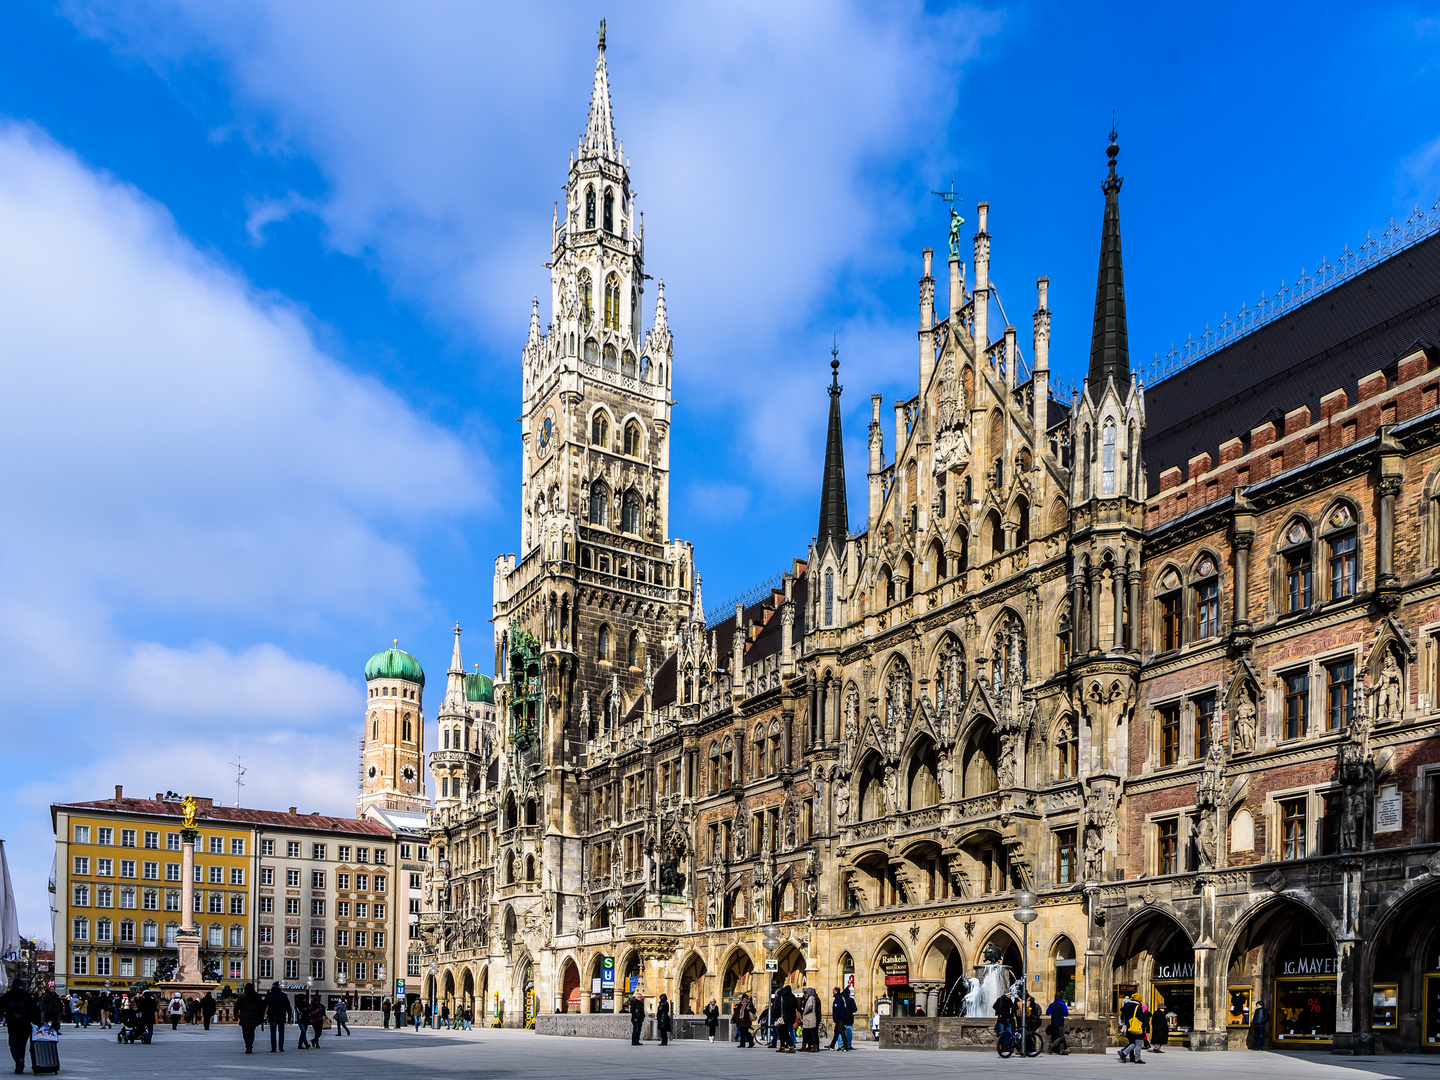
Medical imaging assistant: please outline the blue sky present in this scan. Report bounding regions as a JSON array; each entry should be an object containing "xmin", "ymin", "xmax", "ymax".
[{"xmin": 2, "ymin": 1, "xmax": 1438, "ymax": 934}]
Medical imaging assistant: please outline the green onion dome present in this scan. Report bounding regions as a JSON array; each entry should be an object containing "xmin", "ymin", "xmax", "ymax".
[
  {"xmin": 465, "ymin": 671, "xmax": 494, "ymax": 704},
  {"xmin": 365, "ymin": 641, "xmax": 425, "ymax": 687}
]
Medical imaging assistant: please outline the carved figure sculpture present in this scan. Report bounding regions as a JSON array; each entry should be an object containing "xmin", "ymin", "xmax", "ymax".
[
  {"xmin": 1232, "ymin": 693, "xmax": 1257, "ymax": 753},
  {"xmin": 1376, "ymin": 651, "xmax": 1403, "ymax": 724}
]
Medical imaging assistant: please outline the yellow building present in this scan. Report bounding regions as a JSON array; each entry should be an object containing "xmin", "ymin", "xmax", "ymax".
[{"xmin": 52, "ymin": 788, "xmax": 255, "ymax": 993}]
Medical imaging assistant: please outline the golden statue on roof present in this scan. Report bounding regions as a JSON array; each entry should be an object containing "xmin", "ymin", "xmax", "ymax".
[{"xmin": 181, "ymin": 793, "xmax": 197, "ymax": 829}]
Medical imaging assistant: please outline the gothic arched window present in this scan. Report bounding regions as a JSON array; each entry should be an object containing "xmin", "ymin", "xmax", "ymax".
[
  {"xmin": 603, "ymin": 188, "xmax": 614, "ymax": 232},
  {"xmin": 1102, "ymin": 421, "xmax": 1116, "ymax": 495},
  {"xmin": 589, "ymin": 480, "xmax": 608, "ymax": 526},
  {"xmin": 604, "ymin": 274, "xmax": 621, "ymax": 331},
  {"xmin": 579, "ymin": 270, "xmax": 593, "ymax": 326},
  {"xmin": 597, "ymin": 624, "xmax": 610, "ymax": 662},
  {"xmin": 585, "ymin": 186, "xmax": 595, "ymax": 230},
  {"xmin": 621, "ymin": 489, "xmax": 641, "ymax": 534},
  {"xmin": 624, "ymin": 421, "xmax": 642, "ymax": 456},
  {"xmin": 824, "ymin": 570, "xmax": 834, "ymax": 626},
  {"xmin": 628, "ymin": 630, "xmax": 639, "ymax": 668},
  {"xmin": 591, "ymin": 412, "xmax": 609, "ymax": 447}
]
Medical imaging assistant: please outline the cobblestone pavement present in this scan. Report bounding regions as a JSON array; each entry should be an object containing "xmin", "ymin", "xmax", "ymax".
[{"xmin": 20, "ymin": 1023, "xmax": 1432, "ymax": 1080}]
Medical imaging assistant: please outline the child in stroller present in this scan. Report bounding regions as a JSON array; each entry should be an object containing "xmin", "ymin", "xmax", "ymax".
[{"xmin": 117, "ymin": 1006, "xmax": 148, "ymax": 1044}]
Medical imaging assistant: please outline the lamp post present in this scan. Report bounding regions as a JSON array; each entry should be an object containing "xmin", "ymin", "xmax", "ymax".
[
  {"xmin": 428, "ymin": 961, "xmax": 439, "ymax": 1022},
  {"xmin": 1013, "ymin": 891, "xmax": 1038, "ymax": 1051}
]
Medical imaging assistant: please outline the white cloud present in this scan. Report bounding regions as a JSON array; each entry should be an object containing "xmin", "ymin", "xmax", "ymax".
[
  {"xmin": 64, "ymin": 0, "xmax": 1000, "ymax": 485},
  {"xmin": 0, "ymin": 123, "xmax": 488, "ymax": 933}
]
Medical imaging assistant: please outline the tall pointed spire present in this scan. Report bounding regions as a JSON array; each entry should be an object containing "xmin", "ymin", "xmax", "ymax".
[
  {"xmin": 584, "ymin": 20, "xmax": 617, "ymax": 159},
  {"xmin": 1087, "ymin": 127, "xmax": 1131, "ymax": 401},
  {"xmin": 816, "ymin": 341, "xmax": 849, "ymax": 559},
  {"xmin": 444, "ymin": 622, "xmax": 465, "ymax": 711}
]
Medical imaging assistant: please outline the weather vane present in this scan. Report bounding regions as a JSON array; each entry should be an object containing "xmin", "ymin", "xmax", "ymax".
[{"xmin": 932, "ymin": 177, "xmax": 964, "ymax": 259}]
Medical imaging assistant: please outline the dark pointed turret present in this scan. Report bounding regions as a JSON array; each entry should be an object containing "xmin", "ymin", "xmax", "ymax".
[
  {"xmin": 816, "ymin": 343, "xmax": 849, "ymax": 560},
  {"xmin": 1087, "ymin": 128, "xmax": 1130, "ymax": 401}
]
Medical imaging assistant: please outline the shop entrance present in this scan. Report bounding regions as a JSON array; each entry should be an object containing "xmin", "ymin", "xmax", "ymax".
[
  {"xmin": 721, "ymin": 949, "xmax": 754, "ymax": 1015},
  {"xmin": 1227, "ymin": 900, "xmax": 1336, "ymax": 1048},
  {"xmin": 875, "ymin": 936, "xmax": 914, "ymax": 1016},
  {"xmin": 1110, "ymin": 911, "xmax": 1194, "ymax": 1044}
]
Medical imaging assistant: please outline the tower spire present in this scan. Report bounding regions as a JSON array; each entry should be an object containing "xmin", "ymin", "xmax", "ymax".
[
  {"xmin": 1087, "ymin": 126, "xmax": 1131, "ymax": 401},
  {"xmin": 584, "ymin": 20, "xmax": 617, "ymax": 158},
  {"xmin": 816, "ymin": 340, "xmax": 849, "ymax": 559}
]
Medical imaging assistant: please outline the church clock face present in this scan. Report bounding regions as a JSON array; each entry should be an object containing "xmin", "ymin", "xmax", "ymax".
[
  {"xmin": 402, "ymin": 765, "xmax": 416, "ymax": 781},
  {"xmin": 367, "ymin": 765, "xmax": 376, "ymax": 779},
  {"xmin": 538, "ymin": 409, "xmax": 554, "ymax": 453}
]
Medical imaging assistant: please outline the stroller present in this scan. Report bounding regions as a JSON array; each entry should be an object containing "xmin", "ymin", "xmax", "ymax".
[{"xmin": 117, "ymin": 1006, "xmax": 148, "ymax": 1044}]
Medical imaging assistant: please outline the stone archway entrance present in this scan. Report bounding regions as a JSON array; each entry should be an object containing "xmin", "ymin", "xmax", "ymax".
[
  {"xmin": 722, "ymin": 949, "xmax": 754, "ymax": 1013},
  {"xmin": 559, "ymin": 959, "xmax": 580, "ymax": 1013},
  {"xmin": 1227, "ymin": 900, "xmax": 1336, "ymax": 1049},
  {"xmin": 678, "ymin": 953, "xmax": 707, "ymax": 1016}
]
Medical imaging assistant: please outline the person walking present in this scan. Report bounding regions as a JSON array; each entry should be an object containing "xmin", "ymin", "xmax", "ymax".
[
  {"xmin": 135, "ymin": 992, "xmax": 157, "ymax": 1044},
  {"xmin": 800, "ymin": 988, "xmax": 820, "ymax": 1052},
  {"xmin": 1118, "ymin": 992, "xmax": 1145, "ymax": 1063},
  {"xmin": 381, "ymin": 997, "xmax": 391, "ymax": 1029},
  {"xmin": 333, "ymin": 998, "xmax": 350, "ymax": 1036},
  {"xmin": 1045, "ymin": 992, "xmax": 1069, "ymax": 1054},
  {"xmin": 167, "ymin": 994, "xmax": 184, "ymax": 1031},
  {"xmin": 95, "ymin": 991, "xmax": 110, "ymax": 1031},
  {"xmin": 1150, "ymin": 1006, "xmax": 1168, "ymax": 1053},
  {"xmin": 2, "ymin": 977, "xmax": 39, "ymax": 1074},
  {"xmin": 200, "ymin": 991, "xmax": 216, "ymax": 1032},
  {"xmin": 235, "ymin": 982, "xmax": 263, "ymax": 1054},
  {"xmin": 1138, "ymin": 1001, "xmax": 1151, "ymax": 1051},
  {"xmin": 628, "ymin": 993, "xmax": 645, "ymax": 1046},
  {"xmin": 703, "ymin": 998, "xmax": 719, "ymax": 1042},
  {"xmin": 38, "ymin": 989, "xmax": 61, "ymax": 1037},
  {"xmin": 440, "ymin": 1002, "xmax": 450, "ymax": 1030},
  {"xmin": 409, "ymin": 997, "xmax": 422, "ymax": 1031},
  {"xmin": 294, "ymin": 994, "xmax": 310, "ymax": 1049},
  {"xmin": 733, "ymin": 994, "xmax": 755, "ymax": 1048},
  {"xmin": 1250, "ymin": 1000, "xmax": 1268, "ymax": 1051},
  {"xmin": 306, "ymin": 998, "xmax": 324, "ymax": 1048},
  {"xmin": 263, "ymin": 983, "xmax": 291, "ymax": 1053},
  {"xmin": 777, "ymin": 984, "xmax": 797, "ymax": 1054},
  {"xmin": 656, "ymin": 994, "xmax": 671, "ymax": 1046}
]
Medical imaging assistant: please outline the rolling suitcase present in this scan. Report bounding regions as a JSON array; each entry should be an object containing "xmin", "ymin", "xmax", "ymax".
[{"xmin": 30, "ymin": 1037, "xmax": 60, "ymax": 1074}]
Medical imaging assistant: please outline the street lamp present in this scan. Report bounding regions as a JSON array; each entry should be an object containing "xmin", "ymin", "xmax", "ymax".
[
  {"xmin": 1012, "ymin": 891, "xmax": 1038, "ymax": 1049},
  {"xmin": 428, "ymin": 961, "xmax": 439, "ymax": 1020}
]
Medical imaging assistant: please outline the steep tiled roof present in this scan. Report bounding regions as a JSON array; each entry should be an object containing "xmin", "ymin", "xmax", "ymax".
[
  {"xmin": 1144, "ymin": 231, "xmax": 1440, "ymax": 488},
  {"xmin": 53, "ymin": 796, "xmax": 392, "ymax": 837}
]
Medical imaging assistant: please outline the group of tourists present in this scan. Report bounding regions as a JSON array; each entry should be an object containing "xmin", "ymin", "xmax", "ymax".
[
  {"xmin": 379, "ymin": 996, "xmax": 456, "ymax": 1030},
  {"xmin": 163, "ymin": 991, "xmax": 217, "ymax": 1030},
  {"xmin": 230, "ymin": 983, "xmax": 348, "ymax": 1054}
]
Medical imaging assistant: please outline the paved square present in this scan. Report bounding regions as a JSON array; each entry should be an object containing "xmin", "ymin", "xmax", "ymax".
[{"xmin": 27, "ymin": 1023, "xmax": 1438, "ymax": 1080}]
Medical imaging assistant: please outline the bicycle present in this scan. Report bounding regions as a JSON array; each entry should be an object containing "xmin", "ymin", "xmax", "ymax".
[{"xmin": 996, "ymin": 1024, "xmax": 1041, "ymax": 1058}]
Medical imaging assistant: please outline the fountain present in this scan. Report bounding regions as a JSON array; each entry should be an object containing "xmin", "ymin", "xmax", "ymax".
[{"xmin": 957, "ymin": 943, "xmax": 1021, "ymax": 1018}]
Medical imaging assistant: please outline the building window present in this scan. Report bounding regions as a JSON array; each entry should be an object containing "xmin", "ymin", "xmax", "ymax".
[
  {"xmin": 1330, "ymin": 530, "xmax": 1357, "ymax": 599},
  {"xmin": 258, "ymin": 958, "xmax": 273, "ymax": 980},
  {"xmin": 589, "ymin": 480, "xmax": 608, "ymax": 526},
  {"xmin": 72, "ymin": 916, "xmax": 88, "ymax": 941},
  {"xmin": 144, "ymin": 831, "xmax": 158, "ymax": 849},
  {"xmin": 312, "ymin": 844, "xmax": 326, "ymax": 860},
  {"xmin": 1159, "ymin": 705, "xmax": 1181, "ymax": 767},
  {"xmin": 597, "ymin": 625, "xmax": 610, "ymax": 662},
  {"xmin": 120, "ymin": 860, "xmax": 135, "ymax": 878},
  {"xmin": 208, "ymin": 924, "xmax": 222, "ymax": 947},
  {"xmin": 121, "ymin": 829, "xmax": 136, "ymax": 848},
  {"xmin": 166, "ymin": 833, "xmax": 180, "ymax": 851},
  {"xmin": 209, "ymin": 893, "xmax": 223, "ymax": 913},
  {"xmin": 1159, "ymin": 589, "xmax": 1182, "ymax": 652},
  {"xmin": 624, "ymin": 421, "xmax": 641, "ymax": 456},
  {"xmin": 165, "ymin": 863, "xmax": 180, "ymax": 882},
  {"xmin": 824, "ymin": 570, "xmax": 835, "ymax": 626},
  {"xmin": 1321, "ymin": 791, "xmax": 1342, "ymax": 856},
  {"xmin": 603, "ymin": 188, "xmax": 614, "ymax": 233},
  {"xmin": 73, "ymin": 856, "xmax": 89, "ymax": 876},
  {"xmin": 312, "ymin": 870, "xmax": 325, "ymax": 890},
  {"xmin": 1056, "ymin": 720, "xmax": 1079, "ymax": 779},
  {"xmin": 96, "ymin": 886, "xmax": 112, "ymax": 908},
  {"xmin": 230, "ymin": 894, "xmax": 244, "ymax": 915},
  {"xmin": 231, "ymin": 838, "xmax": 245, "ymax": 856},
  {"xmin": 1101, "ymin": 421, "xmax": 1116, "ymax": 495},
  {"xmin": 260, "ymin": 867, "xmax": 273, "ymax": 886},
  {"xmin": 1158, "ymin": 819, "xmax": 1179, "ymax": 875},
  {"xmin": 1194, "ymin": 695, "xmax": 1215, "ymax": 759},
  {"xmin": 408, "ymin": 954, "xmax": 421, "ymax": 977},
  {"xmin": 73, "ymin": 825, "xmax": 90, "ymax": 844},
  {"xmin": 72, "ymin": 955, "xmax": 87, "ymax": 976},
  {"xmin": 1280, "ymin": 797, "xmax": 1307, "ymax": 860},
  {"xmin": 261, "ymin": 839, "xmax": 274, "ymax": 857},
  {"xmin": 1326, "ymin": 659, "xmax": 1354, "ymax": 732},
  {"xmin": 1284, "ymin": 524, "xmax": 1313, "ymax": 611},
  {"xmin": 209, "ymin": 866, "xmax": 223, "ymax": 884},
  {"xmin": 627, "ymin": 631, "xmax": 639, "ymax": 668},
  {"xmin": 141, "ymin": 921, "xmax": 157, "ymax": 947},
  {"xmin": 287, "ymin": 841, "xmax": 301, "ymax": 858},
  {"xmin": 119, "ymin": 919, "xmax": 134, "ymax": 943},
  {"xmin": 72, "ymin": 884, "xmax": 89, "ymax": 907},
  {"xmin": 142, "ymin": 889, "xmax": 158, "ymax": 910},
  {"xmin": 285, "ymin": 899, "xmax": 299, "ymax": 915},
  {"xmin": 1284, "ymin": 670, "xmax": 1310, "ymax": 739},
  {"xmin": 285, "ymin": 959, "xmax": 299, "ymax": 980},
  {"xmin": 312, "ymin": 900, "xmax": 326, "ymax": 916},
  {"xmin": 621, "ymin": 489, "xmax": 641, "ymax": 534},
  {"xmin": 1194, "ymin": 566, "xmax": 1219, "ymax": 639},
  {"xmin": 1055, "ymin": 829, "xmax": 1077, "ymax": 884},
  {"xmin": 311, "ymin": 959, "xmax": 325, "ymax": 980},
  {"xmin": 97, "ymin": 827, "xmax": 112, "ymax": 845},
  {"xmin": 209, "ymin": 836, "xmax": 223, "ymax": 854},
  {"xmin": 584, "ymin": 186, "xmax": 595, "ymax": 230}
]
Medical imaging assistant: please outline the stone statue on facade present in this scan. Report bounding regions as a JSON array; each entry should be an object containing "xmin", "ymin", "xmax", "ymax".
[
  {"xmin": 1232, "ymin": 691, "xmax": 1257, "ymax": 753},
  {"xmin": 1375, "ymin": 650, "xmax": 1403, "ymax": 724},
  {"xmin": 835, "ymin": 781, "xmax": 850, "ymax": 824}
]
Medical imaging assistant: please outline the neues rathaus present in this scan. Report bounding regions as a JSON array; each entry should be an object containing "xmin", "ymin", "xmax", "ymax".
[{"xmin": 411, "ymin": 27, "xmax": 1440, "ymax": 1053}]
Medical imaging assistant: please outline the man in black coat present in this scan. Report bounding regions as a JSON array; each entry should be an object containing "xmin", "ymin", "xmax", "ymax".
[
  {"xmin": 263, "ymin": 983, "xmax": 291, "ymax": 1052},
  {"xmin": 2, "ymin": 978, "xmax": 39, "ymax": 1074},
  {"xmin": 235, "ymin": 983, "xmax": 264, "ymax": 1054},
  {"xmin": 776, "ymin": 985, "xmax": 797, "ymax": 1053},
  {"xmin": 134, "ymin": 992, "xmax": 157, "ymax": 1043},
  {"xmin": 628, "ymin": 994, "xmax": 645, "ymax": 1046}
]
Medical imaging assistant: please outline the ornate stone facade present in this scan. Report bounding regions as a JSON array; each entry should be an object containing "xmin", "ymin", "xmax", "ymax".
[{"xmin": 414, "ymin": 28, "xmax": 1440, "ymax": 1053}]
